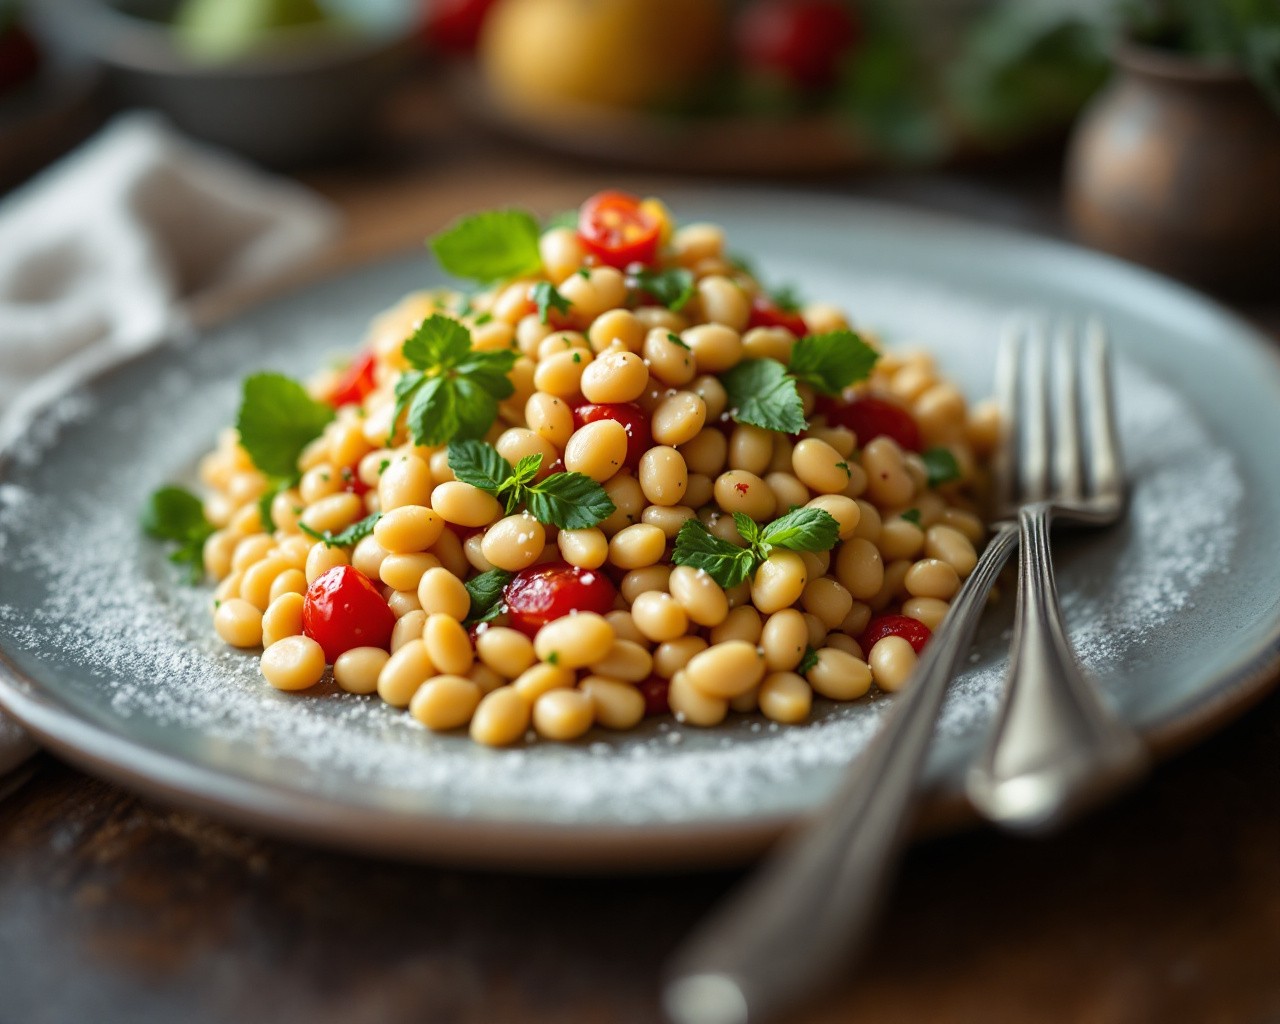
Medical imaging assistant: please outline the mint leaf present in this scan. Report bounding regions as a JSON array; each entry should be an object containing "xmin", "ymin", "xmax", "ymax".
[
  {"xmin": 631, "ymin": 267, "xmax": 695, "ymax": 310},
  {"xmin": 527, "ymin": 473, "xmax": 616, "ymax": 530},
  {"xmin": 464, "ymin": 569, "xmax": 514, "ymax": 625},
  {"xmin": 901, "ymin": 508, "xmax": 922, "ymax": 527},
  {"xmin": 732, "ymin": 511, "xmax": 763, "ymax": 548},
  {"xmin": 722, "ymin": 358, "xmax": 806, "ymax": 434},
  {"xmin": 406, "ymin": 375, "xmax": 458, "ymax": 447},
  {"xmin": 388, "ymin": 371, "xmax": 425, "ymax": 444},
  {"xmin": 448, "ymin": 440, "xmax": 513, "ymax": 493},
  {"xmin": 531, "ymin": 281, "xmax": 571, "ymax": 324},
  {"xmin": 671, "ymin": 519, "xmax": 757, "ymax": 589},
  {"xmin": 236, "ymin": 372, "xmax": 335, "ymax": 479},
  {"xmin": 300, "ymin": 512, "xmax": 382, "ymax": 549},
  {"xmin": 402, "ymin": 314, "xmax": 472, "ymax": 370},
  {"xmin": 511, "ymin": 454, "xmax": 543, "ymax": 486},
  {"xmin": 429, "ymin": 208, "xmax": 542, "ymax": 283},
  {"xmin": 787, "ymin": 331, "xmax": 879, "ymax": 396},
  {"xmin": 544, "ymin": 209, "xmax": 580, "ymax": 231},
  {"xmin": 760, "ymin": 507, "xmax": 840, "ymax": 553},
  {"xmin": 142, "ymin": 485, "xmax": 214, "ymax": 584},
  {"xmin": 922, "ymin": 447, "xmax": 961, "ymax": 487}
]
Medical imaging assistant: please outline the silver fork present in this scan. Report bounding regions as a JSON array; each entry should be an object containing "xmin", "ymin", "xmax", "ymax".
[
  {"xmin": 663, "ymin": 317, "xmax": 1139, "ymax": 1024},
  {"xmin": 966, "ymin": 318, "xmax": 1147, "ymax": 833}
]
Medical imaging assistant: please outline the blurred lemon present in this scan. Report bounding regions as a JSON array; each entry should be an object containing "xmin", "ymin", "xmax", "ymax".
[{"xmin": 479, "ymin": 0, "xmax": 726, "ymax": 112}]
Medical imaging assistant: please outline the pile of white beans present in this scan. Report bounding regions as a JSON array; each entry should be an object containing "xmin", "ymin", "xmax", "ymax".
[{"xmin": 197, "ymin": 203, "xmax": 998, "ymax": 746}]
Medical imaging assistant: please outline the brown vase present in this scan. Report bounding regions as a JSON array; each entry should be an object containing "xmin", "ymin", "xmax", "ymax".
[{"xmin": 1065, "ymin": 43, "xmax": 1280, "ymax": 294}]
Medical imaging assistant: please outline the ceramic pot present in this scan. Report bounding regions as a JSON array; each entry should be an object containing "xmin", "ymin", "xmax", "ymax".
[{"xmin": 1066, "ymin": 43, "xmax": 1280, "ymax": 293}]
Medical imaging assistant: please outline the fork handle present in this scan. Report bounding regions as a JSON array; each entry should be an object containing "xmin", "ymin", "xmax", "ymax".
[
  {"xmin": 662, "ymin": 524, "xmax": 1018, "ymax": 1024},
  {"xmin": 967, "ymin": 504, "xmax": 1147, "ymax": 835}
]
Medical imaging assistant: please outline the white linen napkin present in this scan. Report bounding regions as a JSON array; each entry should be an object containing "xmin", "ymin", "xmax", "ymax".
[
  {"xmin": 0, "ymin": 112, "xmax": 340, "ymax": 770},
  {"xmin": 0, "ymin": 110, "xmax": 339, "ymax": 441}
]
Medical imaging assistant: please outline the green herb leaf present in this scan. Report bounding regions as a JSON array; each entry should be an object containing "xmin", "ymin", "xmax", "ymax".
[
  {"xmin": 236, "ymin": 372, "xmax": 335, "ymax": 479},
  {"xmin": 667, "ymin": 331, "xmax": 691, "ymax": 350},
  {"xmin": 922, "ymin": 447, "xmax": 962, "ymax": 487},
  {"xmin": 391, "ymin": 316, "xmax": 518, "ymax": 447},
  {"xmin": 787, "ymin": 330, "xmax": 879, "ymax": 396},
  {"xmin": 142, "ymin": 485, "xmax": 215, "ymax": 584},
  {"xmin": 761, "ymin": 507, "xmax": 841, "ymax": 553},
  {"xmin": 631, "ymin": 267, "xmax": 695, "ymax": 311},
  {"xmin": 544, "ymin": 209, "xmax": 580, "ymax": 231},
  {"xmin": 901, "ymin": 508, "xmax": 922, "ymax": 527},
  {"xmin": 403, "ymin": 314, "xmax": 472, "ymax": 370},
  {"xmin": 721, "ymin": 358, "xmax": 807, "ymax": 434},
  {"xmin": 300, "ymin": 512, "xmax": 382, "ymax": 549},
  {"xmin": 770, "ymin": 284, "xmax": 803, "ymax": 313},
  {"xmin": 527, "ymin": 473, "xmax": 616, "ymax": 531},
  {"xmin": 429, "ymin": 208, "xmax": 543, "ymax": 283},
  {"xmin": 797, "ymin": 646, "xmax": 820, "ymax": 675},
  {"xmin": 531, "ymin": 281, "xmax": 571, "ymax": 324},
  {"xmin": 511, "ymin": 454, "xmax": 543, "ymax": 486},
  {"xmin": 448, "ymin": 440, "xmax": 513, "ymax": 493},
  {"xmin": 671, "ymin": 519, "xmax": 757, "ymax": 589},
  {"xmin": 732, "ymin": 511, "xmax": 763, "ymax": 548},
  {"xmin": 464, "ymin": 569, "xmax": 514, "ymax": 625}
]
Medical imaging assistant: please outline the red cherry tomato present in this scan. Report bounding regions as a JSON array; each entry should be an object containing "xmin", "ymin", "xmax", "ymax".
[
  {"xmin": 329, "ymin": 349, "xmax": 378, "ymax": 408},
  {"xmin": 747, "ymin": 294, "xmax": 808, "ymax": 336},
  {"xmin": 860, "ymin": 614, "xmax": 931, "ymax": 656},
  {"xmin": 504, "ymin": 562, "xmax": 617, "ymax": 639},
  {"xmin": 339, "ymin": 465, "xmax": 370, "ymax": 497},
  {"xmin": 638, "ymin": 676, "xmax": 671, "ymax": 717},
  {"xmin": 572, "ymin": 402, "xmax": 651, "ymax": 471},
  {"xmin": 302, "ymin": 566, "xmax": 396, "ymax": 663},
  {"xmin": 818, "ymin": 394, "xmax": 922, "ymax": 452},
  {"xmin": 424, "ymin": 0, "xmax": 500, "ymax": 53},
  {"xmin": 577, "ymin": 191, "xmax": 660, "ymax": 270},
  {"xmin": 734, "ymin": 0, "xmax": 860, "ymax": 92}
]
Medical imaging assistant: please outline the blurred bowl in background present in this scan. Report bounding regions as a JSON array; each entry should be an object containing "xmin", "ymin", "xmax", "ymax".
[{"xmin": 31, "ymin": 0, "xmax": 419, "ymax": 167}]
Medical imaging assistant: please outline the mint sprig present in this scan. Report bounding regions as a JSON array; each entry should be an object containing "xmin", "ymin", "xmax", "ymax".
[
  {"xmin": 447, "ymin": 441, "xmax": 615, "ymax": 530},
  {"xmin": 720, "ymin": 331, "xmax": 879, "ymax": 433},
  {"xmin": 531, "ymin": 282, "xmax": 571, "ymax": 324},
  {"xmin": 389, "ymin": 315, "xmax": 518, "ymax": 447},
  {"xmin": 142, "ymin": 485, "xmax": 215, "ymax": 583},
  {"xmin": 464, "ymin": 569, "xmax": 514, "ymax": 625},
  {"xmin": 300, "ymin": 512, "xmax": 382, "ymax": 549},
  {"xmin": 236, "ymin": 372, "xmax": 335, "ymax": 480},
  {"xmin": 787, "ymin": 331, "xmax": 879, "ymax": 397},
  {"xmin": 671, "ymin": 507, "xmax": 841, "ymax": 588},
  {"xmin": 429, "ymin": 208, "xmax": 542, "ymax": 283},
  {"xmin": 629, "ymin": 267, "xmax": 695, "ymax": 311}
]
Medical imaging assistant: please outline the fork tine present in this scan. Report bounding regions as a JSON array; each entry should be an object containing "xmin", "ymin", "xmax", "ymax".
[
  {"xmin": 1053, "ymin": 321, "xmax": 1083, "ymax": 501},
  {"xmin": 992, "ymin": 319, "xmax": 1023, "ymax": 514},
  {"xmin": 1020, "ymin": 320, "xmax": 1051, "ymax": 503},
  {"xmin": 1083, "ymin": 319, "xmax": 1124, "ymax": 501}
]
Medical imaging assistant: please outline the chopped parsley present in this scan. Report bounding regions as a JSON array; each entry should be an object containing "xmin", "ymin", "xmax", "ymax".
[
  {"xmin": 300, "ymin": 512, "xmax": 382, "ymax": 549},
  {"xmin": 531, "ymin": 281, "xmax": 571, "ymax": 324},
  {"xmin": 629, "ymin": 267, "xmax": 695, "ymax": 311}
]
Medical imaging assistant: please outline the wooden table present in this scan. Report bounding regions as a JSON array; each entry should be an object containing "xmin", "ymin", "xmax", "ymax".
[{"xmin": 3, "ymin": 96, "xmax": 1280, "ymax": 1024}]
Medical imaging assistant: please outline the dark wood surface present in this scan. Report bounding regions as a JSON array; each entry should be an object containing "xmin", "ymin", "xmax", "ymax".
[{"xmin": 3, "ymin": 84, "xmax": 1280, "ymax": 1024}]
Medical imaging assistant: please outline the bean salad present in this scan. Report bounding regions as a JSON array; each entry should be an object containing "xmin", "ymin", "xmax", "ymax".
[{"xmin": 151, "ymin": 192, "xmax": 999, "ymax": 747}]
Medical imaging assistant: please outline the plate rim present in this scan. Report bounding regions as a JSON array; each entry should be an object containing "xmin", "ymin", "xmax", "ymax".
[{"xmin": 2, "ymin": 192, "xmax": 1279, "ymax": 869}]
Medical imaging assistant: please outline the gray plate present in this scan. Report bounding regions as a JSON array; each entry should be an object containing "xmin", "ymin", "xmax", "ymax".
[{"xmin": 2, "ymin": 190, "xmax": 1279, "ymax": 871}]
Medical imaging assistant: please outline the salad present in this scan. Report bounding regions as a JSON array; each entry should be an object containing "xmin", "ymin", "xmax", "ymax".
[{"xmin": 145, "ymin": 191, "xmax": 998, "ymax": 746}]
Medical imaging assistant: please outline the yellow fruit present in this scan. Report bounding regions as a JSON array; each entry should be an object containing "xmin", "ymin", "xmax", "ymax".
[{"xmin": 479, "ymin": 0, "xmax": 726, "ymax": 112}]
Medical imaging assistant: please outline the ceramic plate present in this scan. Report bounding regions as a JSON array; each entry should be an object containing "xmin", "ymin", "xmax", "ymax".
[{"xmin": 3, "ymin": 190, "xmax": 1279, "ymax": 870}]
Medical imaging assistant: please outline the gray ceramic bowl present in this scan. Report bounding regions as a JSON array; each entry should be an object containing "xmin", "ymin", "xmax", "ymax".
[{"xmin": 32, "ymin": 0, "xmax": 418, "ymax": 167}]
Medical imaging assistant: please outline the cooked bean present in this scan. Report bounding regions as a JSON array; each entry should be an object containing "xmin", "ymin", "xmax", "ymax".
[
  {"xmin": 729, "ymin": 424, "xmax": 773, "ymax": 475},
  {"xmin": 879, "ymin": 518, "xmax": 925, "ymax": 560},
  {"xmin": 609, "ymin": 523, "xmax": 667, "ymax": 569},
  {"xmin": 630, "ymin": 591, "xmax": 689, "ymax": 642},
  {"xmin": 525, "ymin": 392, "xmax": 575, "ymax": 448},
  {"xmin": 651, "ymin": 392, "xmax": 706, "ymax": 446},
  {"xmin": 558, "ymin": 527, "xmax": 608, "ymax": 569},
  {"xmin": 534, "ymin": 348, "xmax": 591, "ymax": 396},
  {"xmin": 588, "ymin": 308, "xmax": 645, "ymax": 354},
  {"xmin": 378, "ymin": 454, "xmax": 433, "ymax": 510},
  {"xmin": 709, "ymin": 604, "xmax": 762, "ymax": 645},
  {"xmin": 758, "ymin": 672, "xmax": 812, "ymax": 724},
  {"xmin": 534, "ymin": 612, "xmax": 614, "ymax": 668},
  {"xmin": 652, "ymin": 636, "xmax": 708, "ymax": 678},
  {"xmin": 835, "ymin": 538, "xmax": 883, "ymax": 600},
  {"xmin": 620, "ymin": 565, "xmax": 671, "ymax": 603},
  {"xmin": 496, "ymin": 428, "xmax": 559, "ymax": 479},
  {"xmin": 416, "ymin": 566, "xmax": 471, "ymax": 620},
  {"xmin": 751, "ymin": 551, "xmax": 808, "ymax": 614},
  {"xmin": 391, "ymin": 610, "xmax": 427, "ymax": 652},
  {"xmin": 792, "ymin": 438, "xmax": 852, "ymax": 495},
  {"xmin": 638, "ymin": 447, "xmax": 688, "ymax": 506},
  {"xmin": 260, "ymin": 635, "xmax": 326, "ymax": 691},
  {"xmin": 862, "ymin": 437, "xmax": 916, "ymax": 507},
  {"xmin": 869, "ymin": 636, "xmax": 917, "ymax": 692},
  {"xmin": 565, "ymin": 420, "xmax": 628, "ymax": 481},
  {"xmin": 512, "ymin": 662, "xmax": 576, "ymax": 703},
  {"xmin": 261, "ymin": 592, "xmax": 304, "ymax": 649},
  {"xmin": 588, "ymin": 639, "xmax": 653, "ymax": 683},
  {"xmin": 333, "ymin": 646, "xmax": 390, "ymax": 694},
  {"xmin": 683, "ymin": 322, "xmax": 743, "ymax": 372},
  {"xmin": 668, "ymin": 670, "xmax": 728, "ymax": 727},
  {"xmin": 410, "ymin": 675, "xmax": 482, "ymax": 731},
  {"xmin": 641, "ymin": 504, "xmax": 696, "ymax": 539},
  {"xmin": 904, "ymin": 558, "xmax": 961, "ymax": 600},
  {"xmin": 924, "ymin": 525, "xmax": 978, "ymax": 577},
  {"xmin": 482, "ymin": 513, "xmax": 546, "ymax": 571},
  {"xmin": 431, "ymin": 481, "xmax": 501, "ymax": 528},
  {"xmin": 760, "ymin": 608, "xmax": 808, "ymax": 670},
  {"xmin": 807, "ymin": 647, "xmax": 872, "ymax": 701},
  {"xmin": 685, "ymin": 640, "xmax": 765, "ymax": 699},
  {"xmin": 377, "ymin": 638, "xmax": 435, "ymax": 707},
  {"xmin": 470, "ymin": 687, "xmax": 531, "ymax": 746},
  {"xmin": 695, "ymin": 276, "xmax": 750, "ymax": 333},
  {"xmin": 714, "ymin": 470, "xmax": 773, "ymax": 520},
  {"xmin": 533, "ymin": 688, "xmax": 595, "ymax": 741},
  {"xmin": 580, "ymin": 677, "xmax": 646, "ymax": 730},
  {"xmin": 580, "ymin": 348, "xmax": 649, "ymax": 404},
  {"xmin": 903, "ymin": 597, "xmax": 949, "ymax": 631},
  {"xmin": 801, "ymin": 577, "xmax": 854, "ymax": 630},
  {"xmin": 679, "ymin": 428, "xmax": 727, "ymax": 476},
  {"xmin": 214, "ymin": 598, "xmax": 263, "ymax": 648},
  {"xmin": 424, "ymin": 613, "xmax": 474, "ymax": 675}
]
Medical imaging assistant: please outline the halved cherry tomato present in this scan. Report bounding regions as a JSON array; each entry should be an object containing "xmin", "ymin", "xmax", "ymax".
[
  {"xmin": 339, "ymin": 465, "xmax": 370, "ymax": 497},
  {"xmin": 572, "ymin": 401, "xmax": 651, "ymax": 471},
  {"xmin": 302, "ymin": 566, "xmax": 396, "ymax": 663},
  {"xmin": 734, "ymin": 0, "xmax": 860, "ymax": 92},
  {"xmin": 748, "ymin": 294, "xmax": 808, "ymax": 336},
  {"xmin": 504, "ymin": 561, "xmax": 617, "ymax": 638},
  {"xmin": 578, "ymin": 191, "xmax": 660, "ymax": 270},
  {"xmin": 329, "ymin": 349, "xmax": 378, "ymax": 408},
  {"xmin": 860, "ymin": 614, "xmax": 931, "ymax": 656},
  {"xmin": 638, "ymin": 676, "xmax": 671, "ymax": 717},
  {"xmin": 424, "ymin": 0, "xmax": 500, "ymax": 54},
  {"xmin": 817, "ymin": 394, "xmax": 922, "ymax": 452}
]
